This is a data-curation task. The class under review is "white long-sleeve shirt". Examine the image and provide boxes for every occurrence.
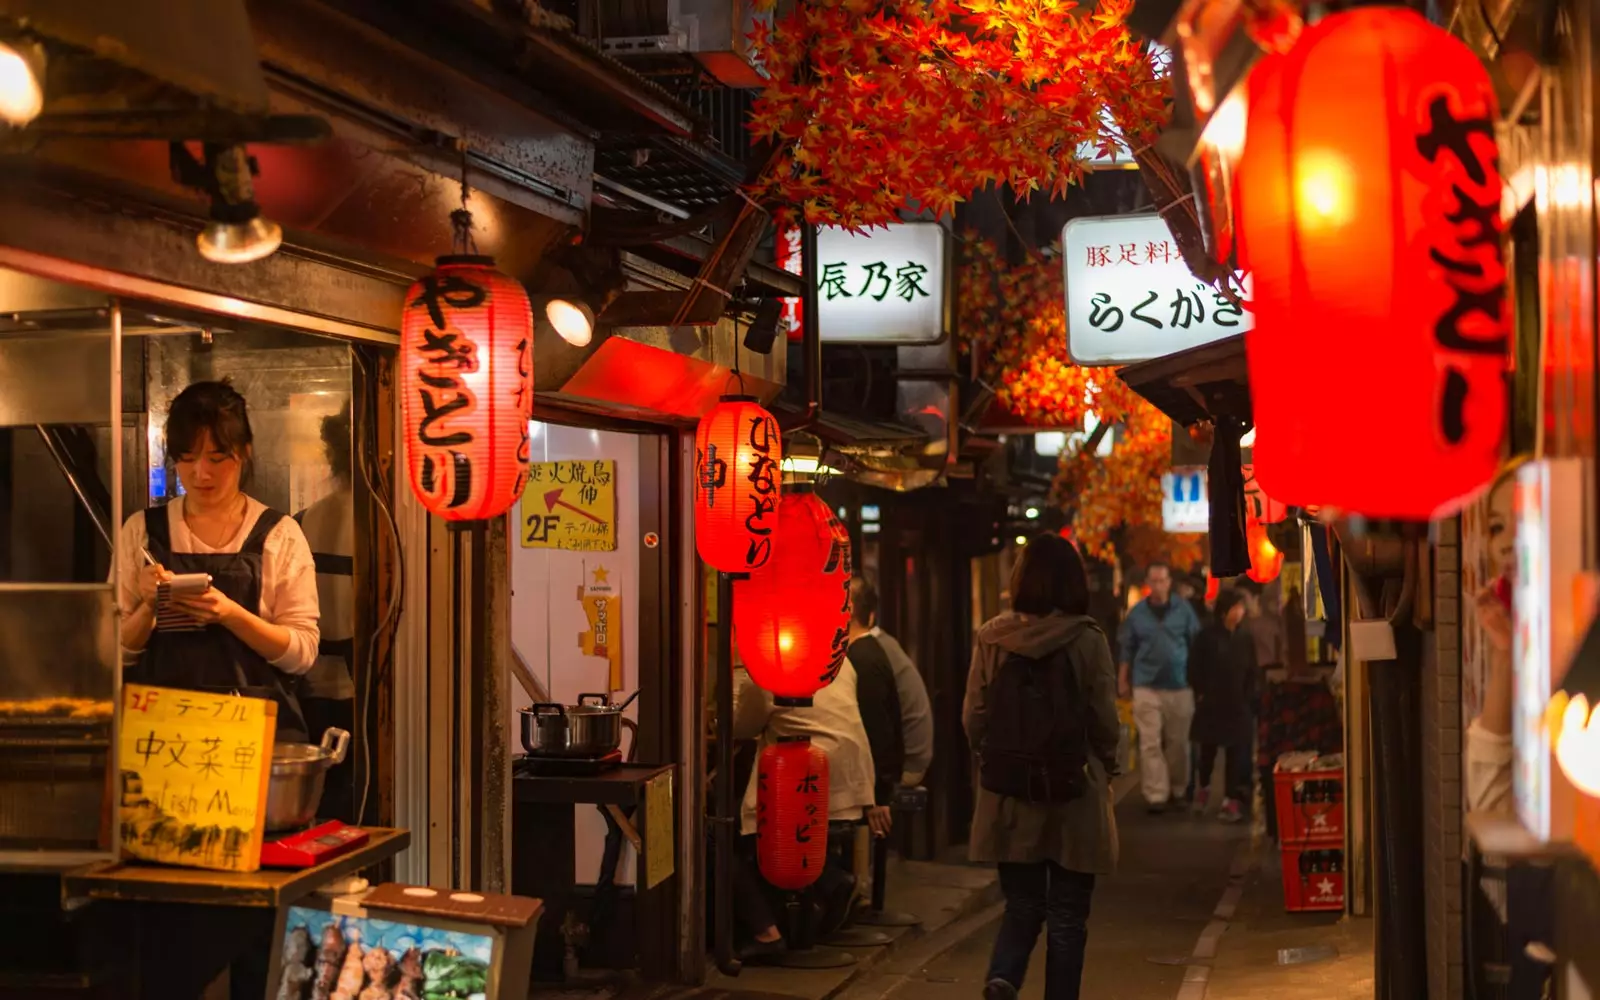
[117,496,321,674]
[870,627,935,782]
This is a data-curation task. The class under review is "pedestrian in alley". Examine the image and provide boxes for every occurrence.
[846,576,904,833]
[964,534,1120,1000]
[1117,562,1202,813]
[1188,588,1259,823]
[855,575,935,789]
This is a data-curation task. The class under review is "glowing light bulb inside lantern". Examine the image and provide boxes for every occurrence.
[777,631,794,653]
[1555,693,1600,798]
[1295,150,1355,228]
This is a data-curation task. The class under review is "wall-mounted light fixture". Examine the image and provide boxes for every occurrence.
[170,143,282,264]
[0,36,44,127]
[1552,608,1600,799]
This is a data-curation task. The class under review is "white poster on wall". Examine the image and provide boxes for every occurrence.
[1162,466,1208,533]
[1062,213,1253,365]
[815,222,946,344]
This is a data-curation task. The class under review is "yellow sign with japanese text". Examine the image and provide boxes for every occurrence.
[577,562,625,692]
[520,459,617,551]
[118,684,276,872]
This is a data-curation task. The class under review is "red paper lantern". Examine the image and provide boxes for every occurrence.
[734,489,852,706]
[756,737,830,890]
[694,396,782,573]
[1238,8,1507,520]
[401,256,534,521]
[1242,463,1287,525]
[1205,575,1222,602]
[1246,523,1283,584]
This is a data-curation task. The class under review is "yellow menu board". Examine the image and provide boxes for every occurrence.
[118,684,276,872]
[520,459,617,551]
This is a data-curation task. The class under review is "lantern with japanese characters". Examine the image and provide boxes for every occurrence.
[1242,464,1287,525]
[1238,7,1507,519]
[734,488,852,706]
[756,737,830,890]
[401,256,534,522]
[694,396,782,573]
[1245,523,1283,584]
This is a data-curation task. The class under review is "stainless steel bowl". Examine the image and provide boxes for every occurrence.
[265,728,350,831]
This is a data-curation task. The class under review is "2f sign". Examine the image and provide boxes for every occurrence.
[1062,213,1253,366]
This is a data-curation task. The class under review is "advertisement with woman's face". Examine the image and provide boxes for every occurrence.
[1462,465,1518,747]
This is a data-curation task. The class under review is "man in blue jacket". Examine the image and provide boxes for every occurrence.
[1118,562,1202,812]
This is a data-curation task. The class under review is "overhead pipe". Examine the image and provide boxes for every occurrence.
[712,571,743,976]
[782,223,822,432]
[35,425,113,549]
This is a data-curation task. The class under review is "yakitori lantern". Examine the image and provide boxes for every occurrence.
[756,737,830,890]
[734,488,852,706]
[694,396,782,573]
[1238,7,1507,520]
[401,256,534,521]
[1245,523,1283,584]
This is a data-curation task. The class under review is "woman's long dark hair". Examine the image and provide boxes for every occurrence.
[1010,534,1091,617]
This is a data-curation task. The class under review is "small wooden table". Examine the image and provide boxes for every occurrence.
[63,827,410,1000]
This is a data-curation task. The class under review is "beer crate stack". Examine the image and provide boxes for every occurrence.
[1273,752,1346,913]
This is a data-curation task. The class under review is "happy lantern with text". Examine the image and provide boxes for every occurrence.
[1238,7,1507,519]
[401,256,534,521]
[694,396,782,573]
[757,737,830,890]
[734,489,853,706]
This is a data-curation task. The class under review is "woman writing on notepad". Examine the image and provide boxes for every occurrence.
[118,379,320,740]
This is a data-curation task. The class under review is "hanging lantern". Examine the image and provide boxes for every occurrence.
[1242,464,1288,525]
[734,488,852,706]
[694,396,782,573]
[756,737,830,890]
[401,256,534,522]
[1205,575,1222,602]
[1238,8,1507,520]
[1245,523,1283,584]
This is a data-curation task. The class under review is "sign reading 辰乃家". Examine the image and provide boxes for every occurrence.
[815,222,947,344]
[520,459,617,551]
[1062,213,1253,366]
[118,684,276,872]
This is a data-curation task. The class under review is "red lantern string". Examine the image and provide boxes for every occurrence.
[694,396,782,574]
[1239,7,1507,520]
[756,737,830,891]
[400,256,534,522]
[734,488,853,706]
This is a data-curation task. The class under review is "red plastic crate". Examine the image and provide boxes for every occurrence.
[1281,844,1346,912]
[1273,766,1344,844]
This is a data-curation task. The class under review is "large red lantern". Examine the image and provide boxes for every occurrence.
[401,256,534,521]
[1238,8,1507,520]
[1242,464,1287,525]
[1245,523,1283,584]
[756,737,830,890]
[694,396,782,573]
[734,488,852,706]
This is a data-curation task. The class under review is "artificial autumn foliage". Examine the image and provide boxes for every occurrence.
[953,234,1199,566]
[747,0,1170,229]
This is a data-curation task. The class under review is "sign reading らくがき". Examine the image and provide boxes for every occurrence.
[1062,213,1253,366]
[815,222,946,344]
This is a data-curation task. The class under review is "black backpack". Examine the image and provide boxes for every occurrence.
[978,643,1090,804]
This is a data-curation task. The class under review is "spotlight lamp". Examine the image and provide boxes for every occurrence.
[170,142,282,264]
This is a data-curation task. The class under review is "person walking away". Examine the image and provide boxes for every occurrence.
[965,534,1120,1000]
[1118,562,1201,812]
[1189,589,1259,822]
[845,577,905,906]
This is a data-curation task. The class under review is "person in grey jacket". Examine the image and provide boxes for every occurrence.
[850,575,935,786]
[964,534,1120,1000]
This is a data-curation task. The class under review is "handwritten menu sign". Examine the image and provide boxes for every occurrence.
[520,459,617,551]
[118,684,276,872]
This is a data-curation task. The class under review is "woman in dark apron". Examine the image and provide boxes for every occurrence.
[120,380,320,743]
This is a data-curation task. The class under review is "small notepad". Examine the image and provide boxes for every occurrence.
[155,572,212,632]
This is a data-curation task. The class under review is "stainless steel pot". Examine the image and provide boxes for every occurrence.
[518,691,637,758]
[265,728,350,831]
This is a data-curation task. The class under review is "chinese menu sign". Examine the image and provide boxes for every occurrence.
[520,459,617,551]
[815,222,946,344]
[577,562,625,692]
[118,684,276,872]
[1062,213,1253,365]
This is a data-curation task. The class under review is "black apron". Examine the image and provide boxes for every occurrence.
[129,503,310,742]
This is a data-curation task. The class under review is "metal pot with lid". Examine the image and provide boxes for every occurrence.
[265,727,350,831]
[519,691,637,758]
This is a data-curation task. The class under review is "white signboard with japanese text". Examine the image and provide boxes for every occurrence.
[1062,213,1252,365]
[815,222,947,344]
[1162,466,1208,533]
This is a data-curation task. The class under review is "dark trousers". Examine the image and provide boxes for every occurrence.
[988,861,1096,1000]
[1197,742,1253,804]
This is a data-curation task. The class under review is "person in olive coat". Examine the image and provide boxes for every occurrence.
[1188,588,1258,823]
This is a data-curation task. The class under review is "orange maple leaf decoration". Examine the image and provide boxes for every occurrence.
[747,0,1171,229]
[954,233,1201,569]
